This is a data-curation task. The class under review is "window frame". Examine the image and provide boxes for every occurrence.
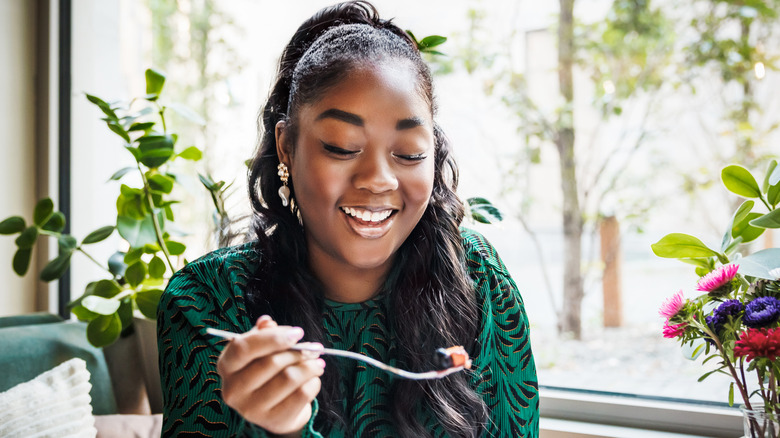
[539,387,742,437]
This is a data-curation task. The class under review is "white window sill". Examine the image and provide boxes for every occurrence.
[540,388,743,437]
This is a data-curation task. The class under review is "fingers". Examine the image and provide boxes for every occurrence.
[254,357,326,410]
[222,346,322,398]
[217,320,305,375]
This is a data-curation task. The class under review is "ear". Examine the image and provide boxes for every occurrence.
[275,120,292,167]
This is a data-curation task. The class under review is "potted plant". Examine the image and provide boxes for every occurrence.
[652,161,780,436]
[0,69,234,412]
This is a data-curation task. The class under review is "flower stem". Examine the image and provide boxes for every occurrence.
[694,319,753,410]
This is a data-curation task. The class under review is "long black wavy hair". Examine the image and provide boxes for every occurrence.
[245,2,489,436]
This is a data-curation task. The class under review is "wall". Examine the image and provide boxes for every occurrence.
[0,1,40,316]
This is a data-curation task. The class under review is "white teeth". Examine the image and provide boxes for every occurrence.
[342,207,392,223]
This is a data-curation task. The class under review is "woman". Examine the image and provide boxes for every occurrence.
[158,2,539,437]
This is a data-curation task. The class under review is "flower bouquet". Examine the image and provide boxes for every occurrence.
[652,162,780,437]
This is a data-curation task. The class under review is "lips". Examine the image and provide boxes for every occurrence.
[340,206,397,239]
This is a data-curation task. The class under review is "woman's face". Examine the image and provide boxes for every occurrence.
[277,61,435,279]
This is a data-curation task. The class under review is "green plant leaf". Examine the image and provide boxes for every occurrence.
[117,185,147,219]
[33,198,54,226]
[15,226,39,249]
[109,167,135,181]
[651,233,720,259]
[148,256,166,278]
[128,122,155,132]
[764,160,778,191]
[41,212,65,232]
[164,240,186,256]
[82,295,121,315]
[87,314,121,347]
[147,173,175,194]
[12,248,32,276]
[118,298,133,330]
[125,261,147,288]
[70,304,99,322]
[135,289,163,319]
[769,183,780,207]
[117,214,160,248]
[123,247,143,265]
[58,234,77,253]
[733,212,764,242]
[419,35,447,49]
[125,145,141,161]
[769,161,780,186]
[467,197,503,224]
[729,382,734,406]
[145,68,166,100]
[39,252,73,282]
[108,251,127,277]
[82,226,115,244]
[0,216,25,235]
[93,279,122,298]
[750,209,780,229]
[178,146,203,161]
[85,94,118,121]
[738,249,780,280]
[721,165,761,198]
[198,173,217,190]
[138,135,175,168]
[107,120,131,143]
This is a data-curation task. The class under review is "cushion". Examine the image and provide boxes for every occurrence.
[0,319,117,415]
[94,414,163,438]
[0,357,97,437]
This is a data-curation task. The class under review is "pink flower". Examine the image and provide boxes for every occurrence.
[659,290,685,320]
[696,264,739,293]
[662,321,687,339]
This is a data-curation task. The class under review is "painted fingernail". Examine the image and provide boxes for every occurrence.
[316,358,326,368]
[288,327,304,343]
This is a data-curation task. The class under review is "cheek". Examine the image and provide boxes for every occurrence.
[293,160,342,210]
[405,162,436,212]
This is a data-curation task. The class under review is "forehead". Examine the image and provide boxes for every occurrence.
[302,60,431,118]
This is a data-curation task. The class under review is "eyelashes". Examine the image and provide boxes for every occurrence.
[321,142,428,162]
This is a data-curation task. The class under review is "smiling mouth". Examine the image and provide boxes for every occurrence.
[341,207,396,224]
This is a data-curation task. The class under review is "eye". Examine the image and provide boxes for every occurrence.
[322,142,359,158]
[393,153,428,162]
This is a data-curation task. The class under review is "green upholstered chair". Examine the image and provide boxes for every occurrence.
[0,312,118,415]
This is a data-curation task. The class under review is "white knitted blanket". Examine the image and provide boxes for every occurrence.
[0,358,97,438]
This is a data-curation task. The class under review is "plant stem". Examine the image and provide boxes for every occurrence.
[76,247,115,277]
[156,102,167,133]
[696,319,753,410]
[138,163,175,273]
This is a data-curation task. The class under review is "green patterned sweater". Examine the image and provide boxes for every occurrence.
[158,228,538,437]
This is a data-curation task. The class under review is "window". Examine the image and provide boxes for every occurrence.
[65,0,778,434]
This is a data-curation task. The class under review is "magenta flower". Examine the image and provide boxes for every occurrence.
[662,321,687,339]
[696,264,739,294]
[659,290,685,320]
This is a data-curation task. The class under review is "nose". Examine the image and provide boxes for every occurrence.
[353,150,398,194]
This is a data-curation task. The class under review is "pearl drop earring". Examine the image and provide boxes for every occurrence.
[277,163,291,207]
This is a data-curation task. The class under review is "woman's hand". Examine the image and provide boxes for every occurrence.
[217,315,325,436]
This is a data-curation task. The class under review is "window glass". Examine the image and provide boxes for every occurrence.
[73,0,779,408]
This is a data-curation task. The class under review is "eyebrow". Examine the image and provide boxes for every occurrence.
[315,109,426,131]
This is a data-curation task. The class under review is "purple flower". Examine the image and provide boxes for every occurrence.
[706,299,744,334]
[744,296,780,328]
